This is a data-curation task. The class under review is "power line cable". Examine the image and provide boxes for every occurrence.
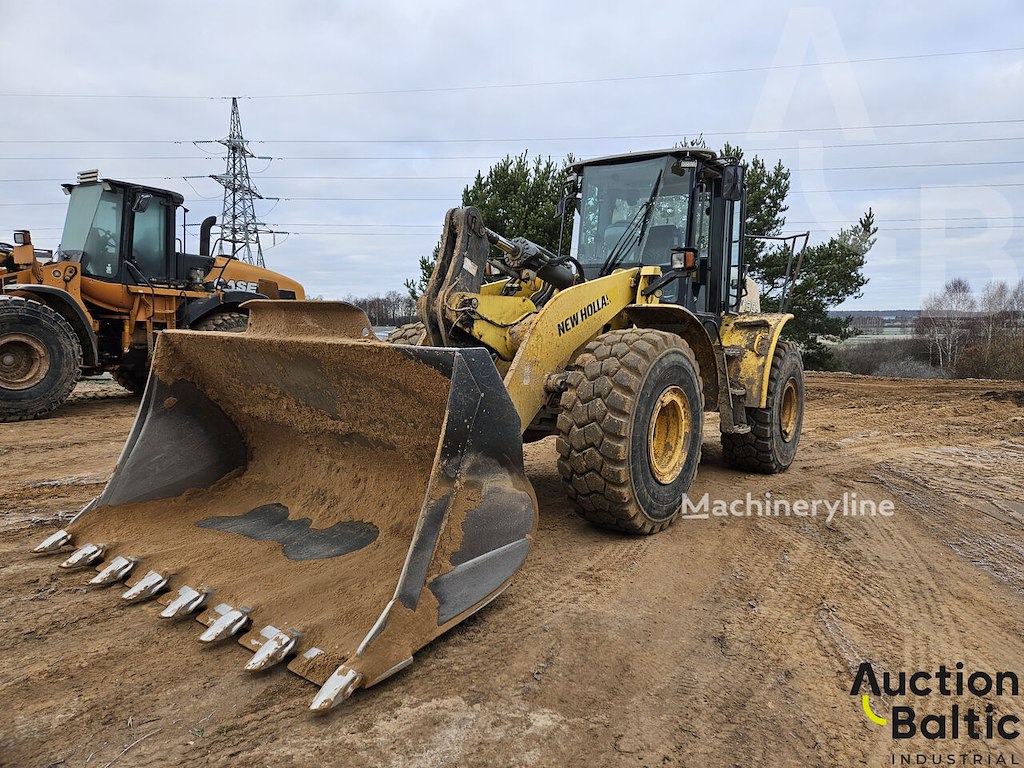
[1,45,1018,99]
[5,179,1024,208]
[190,118,1024,143]
[4,153,1024,184]
[4,118,1024,147]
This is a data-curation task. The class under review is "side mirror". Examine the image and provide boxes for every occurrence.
[555,175,580,217]
[722,164,744,202]
[132,193,152,213]
[555,192,580,217]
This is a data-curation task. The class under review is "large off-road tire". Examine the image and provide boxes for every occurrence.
[721,340,804,474]
[386,322,426,346]
[115,311,248,395]
[113,368,148,395]
[0,296,82,422]
[556,329,704,535]
[192,310,248,333]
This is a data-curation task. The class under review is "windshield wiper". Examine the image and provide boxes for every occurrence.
[599,169,663,277]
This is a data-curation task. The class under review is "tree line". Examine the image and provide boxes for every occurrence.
[917,278,1024,379]
[835,278,1024,380]
[340,290,417,327]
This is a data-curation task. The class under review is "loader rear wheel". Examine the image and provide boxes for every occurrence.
[721,341,804,474]
[556,329,704,535]
[386,322,426,346]
[192,310,248,333]
[0,296,82,422]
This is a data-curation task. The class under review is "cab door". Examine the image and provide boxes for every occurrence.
[128,195,173,282]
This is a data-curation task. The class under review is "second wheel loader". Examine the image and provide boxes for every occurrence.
[32,148,804,711]
[0,172,305,421]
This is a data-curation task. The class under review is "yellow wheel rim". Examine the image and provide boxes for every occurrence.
[0,333,49,391]
[648,385,691,485]
[779,378,799,441]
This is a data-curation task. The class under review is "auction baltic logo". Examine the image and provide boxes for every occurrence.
[852,661,1021,765]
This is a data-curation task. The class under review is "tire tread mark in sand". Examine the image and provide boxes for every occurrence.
[681,521,835,764]
[866,463,970,666]
[879,445,1024,594]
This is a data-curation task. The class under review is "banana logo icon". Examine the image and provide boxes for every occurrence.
[862,695,887,726]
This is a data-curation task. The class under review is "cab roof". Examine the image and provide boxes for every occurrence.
[61,178,185,207]
[569,148,729,174]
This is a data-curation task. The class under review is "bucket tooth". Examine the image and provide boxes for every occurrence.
[121,570,170,603]
[310,665,363,713]
[88,555,137,586]
[60,543,107,569]
[198,604,251,643]
[159,586,210,619]
[33,529,72,554]
[244,627,303,672]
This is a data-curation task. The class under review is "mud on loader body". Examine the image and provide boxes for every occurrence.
[33,149,804,710]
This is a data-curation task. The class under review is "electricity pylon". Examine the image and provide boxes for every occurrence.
[210,97,268,267]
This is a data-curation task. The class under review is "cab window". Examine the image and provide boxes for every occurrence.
[131,200,169,279]
[60,185,123,279]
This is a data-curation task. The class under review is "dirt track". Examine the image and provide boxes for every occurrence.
[3,373,1024,767]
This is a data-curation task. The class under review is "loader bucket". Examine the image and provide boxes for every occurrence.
[33,301,538,711]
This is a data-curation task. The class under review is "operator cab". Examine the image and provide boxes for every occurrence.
[566,149,746,322]
[56,175,212,289]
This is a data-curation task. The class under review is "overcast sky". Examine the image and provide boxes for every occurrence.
[1,0,1021,309]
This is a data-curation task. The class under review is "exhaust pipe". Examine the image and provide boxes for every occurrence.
[199,216,217,257]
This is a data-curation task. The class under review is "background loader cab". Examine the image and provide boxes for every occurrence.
[569,148,746,318]
[0,173,305,422]
[58,176,210,288]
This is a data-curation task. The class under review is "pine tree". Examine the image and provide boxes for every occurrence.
[404,152,571,300]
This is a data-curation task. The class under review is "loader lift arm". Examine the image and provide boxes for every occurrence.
[417,206,664,431]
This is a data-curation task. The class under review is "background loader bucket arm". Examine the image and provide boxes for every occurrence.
[36,300,537,711]
[419,207,490,347]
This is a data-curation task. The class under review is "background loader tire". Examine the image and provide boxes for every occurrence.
[721,341,804,474]
[113,368,147,395]
[386,322,426,346]
[0,296,82,422]
[192,310,248,333]
[556,329,704,535]
[116,311,248,395]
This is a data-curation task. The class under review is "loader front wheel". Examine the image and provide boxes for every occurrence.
[116,311,249,395]
[556,329,704,535]
[113,367,148,394]
[386,322,426,346]
[192,310,248,333]
[721,341,804,474]
[0,296,82,422]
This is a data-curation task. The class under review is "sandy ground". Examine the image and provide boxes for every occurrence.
[3,373,1024,767]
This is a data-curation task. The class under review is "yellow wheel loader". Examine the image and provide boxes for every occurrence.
[32,149,804,711]
[0,172,304,421]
